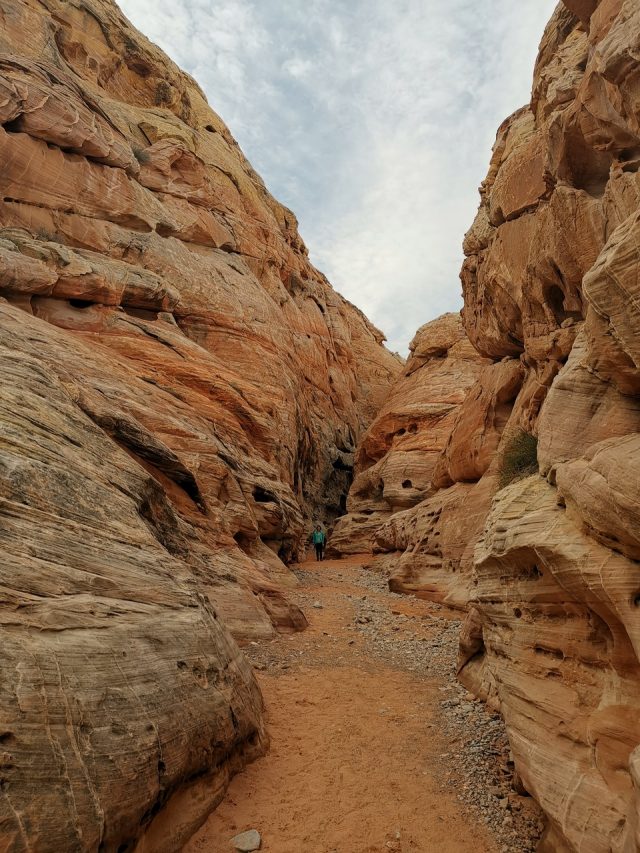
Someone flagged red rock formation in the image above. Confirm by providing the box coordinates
[458,4,640,849]
[332,2,640,848]
[0,1,399,848]
[328,314,488,560]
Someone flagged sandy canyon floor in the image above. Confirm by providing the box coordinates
[184,557,543,853]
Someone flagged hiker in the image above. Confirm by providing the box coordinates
[312,525,326,561]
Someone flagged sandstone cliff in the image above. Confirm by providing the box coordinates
[328,313,495,608]
[462,4,640,849]
[332,1,640,849]
[0,0,399,848]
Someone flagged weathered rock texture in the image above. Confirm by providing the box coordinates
[333,1,640,849]
[328,313,489,560]
[459,4,640,850]
[329,313,510,609]
[0,1,399,849]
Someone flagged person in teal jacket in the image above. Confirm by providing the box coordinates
[312,525,326,561]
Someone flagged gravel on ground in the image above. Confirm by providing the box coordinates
[186,555,543,853]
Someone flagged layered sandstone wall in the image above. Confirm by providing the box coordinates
[328,313,489,564]
[332,1,640,849]
[461,4,640,849]
[0,1,399,849]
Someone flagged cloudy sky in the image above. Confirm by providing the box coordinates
[119,0,558,353]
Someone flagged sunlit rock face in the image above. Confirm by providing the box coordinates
[0,0,400,848]
[332,1,640,848]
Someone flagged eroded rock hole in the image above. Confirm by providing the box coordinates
[122,306,159,321]
[332,456,352,471]
[544,284,566,324]
[253,486,275,503]
[402,480,412,489]
[534,646,564,660]
[233,531,252,551]
[2,118,23,133]
[619,147,640,173]
[562,131,613,197]
[69,298,95,309]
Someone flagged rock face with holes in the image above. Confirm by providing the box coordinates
[0,1,399,850]
[331,2,640,849]
[327,313,489,564]
[457,4,640,850]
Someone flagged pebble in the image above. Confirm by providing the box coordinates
[231,829,261,851]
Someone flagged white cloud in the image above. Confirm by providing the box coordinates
[282,56,314,79]
[119,0,558,353]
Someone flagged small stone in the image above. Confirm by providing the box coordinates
[312,601,323,609]
[231,829,261,851]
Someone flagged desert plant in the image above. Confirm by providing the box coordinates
[154,80,171,106]
[123,35,138,54]
[132,146,151,164]
[498,429,538,489]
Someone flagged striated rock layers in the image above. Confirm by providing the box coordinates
[461,4,640,850]
[333,1,640,849]
[328,312,499,607]
[0,1,399,850]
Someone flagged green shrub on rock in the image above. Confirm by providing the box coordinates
[498,430,538,489]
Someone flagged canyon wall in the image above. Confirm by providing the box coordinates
[461,4,640,850]
[328,313,497,608]
[333,1,640,849]
[0,0,399,849]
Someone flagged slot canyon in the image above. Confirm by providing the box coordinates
[1,1,640,851]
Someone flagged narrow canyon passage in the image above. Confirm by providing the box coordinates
[184,557,542,853]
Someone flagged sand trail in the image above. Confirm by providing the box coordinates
[184,557,499,853]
